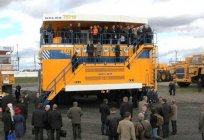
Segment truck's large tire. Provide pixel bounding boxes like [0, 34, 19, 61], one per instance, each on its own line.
[177, 82, 190, 87]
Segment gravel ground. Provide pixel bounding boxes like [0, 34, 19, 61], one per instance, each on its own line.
[0, 82, 204, 140]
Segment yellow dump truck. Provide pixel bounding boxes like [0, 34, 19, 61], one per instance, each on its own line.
[0, 46, 15, 102]
[39, 14, 157, 104]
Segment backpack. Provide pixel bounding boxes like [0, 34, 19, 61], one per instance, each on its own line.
[155, 113, 164, 126]
[140, 121, 152, 139]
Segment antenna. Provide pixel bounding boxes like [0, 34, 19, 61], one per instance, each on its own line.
[175, 50, 178, 62]
[17, 44, 20, 71]
[34, 53, 36, 70]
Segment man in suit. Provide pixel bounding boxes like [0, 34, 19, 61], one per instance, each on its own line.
[32, 103, 46, 140]
[115, 41, 121, 62]
[161, 98, 172, 138]
[67, 102, 83, 140]
[48, 104, 62, 140]
[120, 97, 133, 118]
[99, 99, 110, 135]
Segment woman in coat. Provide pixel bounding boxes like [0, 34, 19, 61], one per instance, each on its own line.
[2, 107, 12, 140]
[14, 107, 25, 140]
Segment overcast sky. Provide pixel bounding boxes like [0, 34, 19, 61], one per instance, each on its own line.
[0, 0, 204, 69]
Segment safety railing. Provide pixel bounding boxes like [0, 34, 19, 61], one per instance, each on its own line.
[40, 31, 154, 46]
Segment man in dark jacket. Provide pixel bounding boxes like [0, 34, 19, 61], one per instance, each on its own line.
[71, 52, 78, 72]
[16, 97, 28, 132]
[120, 96, 133, 118]
[33, 92, 41, 109]
[169, 81, 176, 96]
[2, 107, 12, 140]
[87, 41, 94, 62]
[99, 98, 110, 135]
[44, 104, 51, 140]
[161, 98, 172, 138]
[67, 102, 83, 140]
[115, 41, 121, 62]
[32, 103, 46, 140]
[1, 93, 15, 112]
[106, 107, 121, 140]
[48, 104, 62, 140]
[15, 84, 21, 103]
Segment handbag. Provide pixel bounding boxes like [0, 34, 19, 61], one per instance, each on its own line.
[7, 132, 16, 140]
[60, 129, 67, 137]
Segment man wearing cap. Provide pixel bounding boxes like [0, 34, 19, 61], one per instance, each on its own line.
[32, 103, 46, 140]
[67, 102, 83, 140]
[99, 98, 110, 135]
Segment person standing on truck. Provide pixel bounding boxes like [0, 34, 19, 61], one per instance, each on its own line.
[75, 23, 81, 44]
[115, 41, 121, 63]
[96, 42, 102, 62]
[71, 52, 78, 72]
[15, 84, 21, 103]
[99, 98, 110, 135]
[67, 101, 83, 140]
[87, 40, 94, 62]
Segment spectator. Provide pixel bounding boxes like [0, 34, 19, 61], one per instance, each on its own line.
[120, 97, 133, 118]
[46, 23, 54, 44]
[7, 103, 14, 122]
[115, 41, 121, 63]
[138, 96, 148, 113]
[141, 105, 150, 121]
[106, 107, 122, 140]
[71, 52, 78, 72]
[75, 23, 81, 44]
[33, 92, 41, 109]
[15, 84, 21, 103]
[93, 25, 98, 43]
[48, 104, 62, 140]
[150, 108, 162, 140]
[198, 77, 202, 92]
[117, 112, 136, 140]
[199, 104, 204, 140]
[161, 98, 171, 138]
[171, 100, 177, 135]
[99, 98, 110, 135]
[14, 107, 25, 140]
[16, 97, 28, 133]
[87, 40, 94, 62]
[2, 107, 12, 140]
[32, 103, 46, 140]
[88, 26, 93, 41]
[67, 101, 83, 140]
[169, 81, 176, 96]
[96, 42, 102, 62]
[135, 113, 151, 140]
[44, 105, 51, 140]
[22, 91, 30, 108]
[1, 93, 15, 112]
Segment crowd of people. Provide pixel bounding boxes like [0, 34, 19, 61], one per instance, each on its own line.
[40, 23, 153, 46]
[1, 84, 204, 140]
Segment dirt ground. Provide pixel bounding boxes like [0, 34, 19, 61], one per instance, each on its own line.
[0, 82, 204, 140]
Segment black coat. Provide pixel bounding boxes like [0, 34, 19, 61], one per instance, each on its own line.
[47, 110, 62, 129]
[33, 96, 42, 109]
[115, 45, 120, 56]
[44, 110, 51, 129]
[99, 103, 110, 123]
[120, 102, 133, 118]
[2, 112, 12, 131]
[106, 113, 121, 136]
[1, 95, 15, 112]
[32, 109, 46, 128]
[161, 103, 172, 123]
[16, 103, 28, 119]
[150, 114, 157, 128]
[87, 44, 94, 55]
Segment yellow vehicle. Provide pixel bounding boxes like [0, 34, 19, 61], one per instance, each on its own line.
[39, 14, 157, 104]
[0, 46, 15, 101]
[189, 54, 204, 85]
[157, 63, 172, 82]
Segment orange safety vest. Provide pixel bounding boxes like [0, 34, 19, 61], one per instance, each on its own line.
[93, 28, 98, 35]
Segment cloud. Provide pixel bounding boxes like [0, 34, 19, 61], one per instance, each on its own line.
[7, 0, 102, 18]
